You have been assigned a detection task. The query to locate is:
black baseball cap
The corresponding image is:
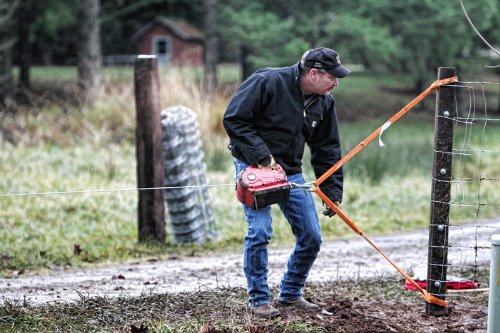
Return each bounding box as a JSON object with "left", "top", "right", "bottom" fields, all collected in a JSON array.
[{"left": 300, "top": 47, "right": 351, "bottom": 78}]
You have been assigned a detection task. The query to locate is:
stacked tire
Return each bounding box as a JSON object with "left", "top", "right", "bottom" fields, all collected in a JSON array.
[{"left": 160, "top": 105, "right": 219, "bottom": 243}]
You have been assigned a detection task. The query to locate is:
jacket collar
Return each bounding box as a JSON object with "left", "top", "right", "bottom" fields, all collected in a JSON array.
[{"left": 293, "top": 62, "right": 302, "bottom": 88}]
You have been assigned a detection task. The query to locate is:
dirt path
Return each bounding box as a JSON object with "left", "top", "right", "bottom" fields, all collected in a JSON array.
[{"left": 1, "top": 219, "right": 499, "bottom": 306}]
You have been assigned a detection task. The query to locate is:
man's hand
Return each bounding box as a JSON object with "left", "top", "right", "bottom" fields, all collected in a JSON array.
[
  {"left": 323, "top": 201, "right": 340, "bottom": 217},
  {"left": 257, "top": 155, "right": 279, "bottom": 170}
]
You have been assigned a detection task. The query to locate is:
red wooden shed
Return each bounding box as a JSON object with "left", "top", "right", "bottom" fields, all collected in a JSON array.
[{"left": 132, "top": 18, "right": 204, "bottom": 66}]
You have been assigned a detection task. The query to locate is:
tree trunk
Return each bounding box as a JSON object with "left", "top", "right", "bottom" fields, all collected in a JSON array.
[
  {"left": 77, "top": 0, "right": 101, "bottom": 109},
  {"left": 18, "top": 0, "right": 31, "bottom": 89},
  {"left": 38, "top": 37, "right": 54, "bottom": 66},
  {"left": 239, "top": 44, "right": 253, "bottom": 81},
  {"left": 203, "top": 0, "right": 217, "bottom": 94},
  {"left": 0, "top": 0, "right": 16, "bottom": 109}
]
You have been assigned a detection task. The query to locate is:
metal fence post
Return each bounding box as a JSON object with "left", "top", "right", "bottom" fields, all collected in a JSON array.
[
  {"left": 134, "top": 55, "right": 166, "bottom": 243},
  {"left": 488, "top": 231, "right": 500, "bottom": 332},
  {"left": 426, "top": 67, "right": 456, "bottom": 316}
]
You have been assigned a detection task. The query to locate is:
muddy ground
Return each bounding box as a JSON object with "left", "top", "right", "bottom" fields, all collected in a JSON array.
[
  {"left": 1, "top": 279, "right": 489, "bottom": 332},
  {"left": 1, "top": 220, "right": 498, "bottom": 332},
  {"left": 188, "top": 284, "right": 489, "bottom": 333},
  {"left": 3, "top": 281, "right": 489, "bottom": 333}
]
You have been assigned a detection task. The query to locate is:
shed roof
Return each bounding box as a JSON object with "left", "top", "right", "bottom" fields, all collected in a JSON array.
[{"left": 132, "top": 18, "right": 204, "bottom": 42}]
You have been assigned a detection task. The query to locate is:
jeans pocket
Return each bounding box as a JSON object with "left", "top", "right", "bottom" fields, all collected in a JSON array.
[{"left": 234, "top": 159, "right": 249, "bottom": 182}]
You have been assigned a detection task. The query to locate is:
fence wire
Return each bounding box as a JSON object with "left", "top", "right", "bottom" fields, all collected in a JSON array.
[{"left": 430, "top": 80, "right": 500, "bottom": 298}]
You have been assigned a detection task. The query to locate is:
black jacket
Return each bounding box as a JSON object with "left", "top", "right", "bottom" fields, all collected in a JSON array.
[{"left": 223, "top": 63, "right": 343, "bottom": 202}]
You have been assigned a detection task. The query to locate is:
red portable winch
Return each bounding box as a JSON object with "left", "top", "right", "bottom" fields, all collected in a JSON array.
[{"left": 236, "top": 165, "right": 291, "bottom": 209}]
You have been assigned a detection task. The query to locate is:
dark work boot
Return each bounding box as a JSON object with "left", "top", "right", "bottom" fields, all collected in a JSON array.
[
  {"left": 249, "top": 303, "right": 280, "bottom": 318},
  {"left": 278, "top": 298, "right": 320, "bottom": 311}
]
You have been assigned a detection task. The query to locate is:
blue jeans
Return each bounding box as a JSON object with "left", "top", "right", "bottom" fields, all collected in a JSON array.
[{"left": 234, "top": 159, "right": 322, "bottom": 306}]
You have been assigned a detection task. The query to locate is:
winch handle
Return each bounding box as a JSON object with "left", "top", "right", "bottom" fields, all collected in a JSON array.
[{"left": 289, "top": 182, "right": 314, "bottom": 191}]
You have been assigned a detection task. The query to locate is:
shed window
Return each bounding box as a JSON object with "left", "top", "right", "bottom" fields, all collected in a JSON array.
[
  {"left": 157, "top": 40, "right": 168, "bottom": 55},
  {"left": 152, "top": 36, "right": 172, "bottom": 65}
]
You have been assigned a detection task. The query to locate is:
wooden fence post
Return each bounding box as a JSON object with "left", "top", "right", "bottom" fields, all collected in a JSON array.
[
  {"left": 426, "top": 67, "right": 456, "bottom": 315},
  {"left": 134, "top": 55, "right": 165, "bottom": 243}
]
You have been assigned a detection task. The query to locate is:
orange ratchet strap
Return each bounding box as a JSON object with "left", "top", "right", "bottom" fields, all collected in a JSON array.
[
  {"left": 315, "top": 76, "right": 458, "bottom": 186},
  {"left": 314, "top": 189, "right": 448, "bottom": 307},
  {"left": 314, "top": 76, "right": 457, "bottom": 307}
]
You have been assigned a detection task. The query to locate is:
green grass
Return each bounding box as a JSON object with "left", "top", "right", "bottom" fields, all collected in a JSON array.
[
  {"left": 1, "top": 120, "right": 498, "bottom": 274},
  {"left": 13, "top": 63, "right": 241, "bottom": 86},
  {"left": 334, "top": 72, "right": 424, "bottom": 123}
]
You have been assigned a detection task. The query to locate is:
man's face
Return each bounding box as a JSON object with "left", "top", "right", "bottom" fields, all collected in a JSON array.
[{"left": 313, "top": 71, "right": 339, "bottom": 95}]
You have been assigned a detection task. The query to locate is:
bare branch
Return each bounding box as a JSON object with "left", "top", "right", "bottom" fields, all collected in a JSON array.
[{"left": 459, "top": 0, "right": 500, "bottom": 68}]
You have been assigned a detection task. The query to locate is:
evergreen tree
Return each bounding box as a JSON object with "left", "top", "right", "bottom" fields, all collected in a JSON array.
[{"left": 0, "top": 0, "right": 17, "bottom": 109}]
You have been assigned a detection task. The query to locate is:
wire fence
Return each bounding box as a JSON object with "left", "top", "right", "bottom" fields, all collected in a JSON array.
[
  {"left": 1, "top": 73, "right": 499, "bottom": 310},
  {"left": 431, "top": 80, "right": 500, "bottom": 299}
]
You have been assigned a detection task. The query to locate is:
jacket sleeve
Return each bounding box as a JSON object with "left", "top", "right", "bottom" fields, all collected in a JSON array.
[
  {"left": 308, "top": 100, "right": 343, "bottom": 203},
  {"left": 222, "top": 74, "right": 272, "bottom": 165}
]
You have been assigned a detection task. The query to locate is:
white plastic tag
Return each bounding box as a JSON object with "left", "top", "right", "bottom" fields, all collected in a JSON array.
[{"left": 378, "top": 121, "right": 392, "bottom": 147}]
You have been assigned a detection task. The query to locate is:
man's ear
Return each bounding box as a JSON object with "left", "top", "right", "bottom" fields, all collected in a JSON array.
[{"left": 309, "top": 68, "right": 318, "bottom": 79}]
